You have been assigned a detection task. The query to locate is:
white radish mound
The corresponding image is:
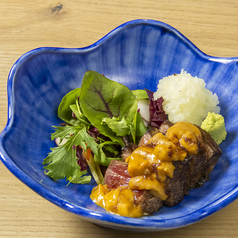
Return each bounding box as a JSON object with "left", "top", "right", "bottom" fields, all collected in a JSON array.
[{"left": 153, "top": 70, "right": 220, "bottom": 126}]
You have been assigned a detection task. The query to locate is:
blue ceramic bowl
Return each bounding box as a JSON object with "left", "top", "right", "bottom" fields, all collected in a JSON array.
[{"left": 0, "top": 19, "right": 238, "bottom": 231}]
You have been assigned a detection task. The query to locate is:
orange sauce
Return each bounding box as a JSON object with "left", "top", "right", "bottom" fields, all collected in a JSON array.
[
  {"left": 166, "top": 122, "right": 203, "bottom": 154},
  {"left": 90, "top": 184, "right": 143, "bottom": 217}
]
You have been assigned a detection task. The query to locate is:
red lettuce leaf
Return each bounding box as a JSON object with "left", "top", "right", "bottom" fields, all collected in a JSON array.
[{"left": 145, "top": 89, "right": 168, "bottom": 128}]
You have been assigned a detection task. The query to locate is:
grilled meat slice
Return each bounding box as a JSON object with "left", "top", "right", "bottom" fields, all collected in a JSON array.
[
  {"left": 104, "top": 160, "right": 163, "bottom": 214},
  {"left": 138, "top": 127, "right": 160, "bottom": 147},
  {"left": 134, "top": 190, "right": 163, "bottom": 214},
  {"left": 138, "top": 120, "right": 173, "bottom": 147},
  {"left": 104, "top": 160, "right": 131, "bottom": 189},
  {"left": 157, "top": 120, "right": 174, "bottom": 135},
  {"left": 161, "top": 122, "right": 222, "bottom": 206},
  {"left": 121, "top": 143, "right": 138, "bottom": 161},
  {"left": 199, "top": 128, "right": 223, "bottom": 175}
]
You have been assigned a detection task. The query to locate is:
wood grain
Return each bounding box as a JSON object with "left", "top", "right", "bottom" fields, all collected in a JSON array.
[{"left": 0, "top": 1, "right": 238, "bottom": 237}]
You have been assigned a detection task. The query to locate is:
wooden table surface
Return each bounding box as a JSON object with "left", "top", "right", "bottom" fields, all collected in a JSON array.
[{"left": 0, "top": 1, "right": 238, "bottom": 237}]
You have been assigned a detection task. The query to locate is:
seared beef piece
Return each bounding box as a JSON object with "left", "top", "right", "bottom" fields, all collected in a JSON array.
[
  {"left": 157, "top": 120, "right": 174, "bottom": 135},
  {"left": 163, "top": 154, "right": 206, "bottom": 206},
  {"left": 199, "top": 128, "right": 223, "bottom": 175},
  {"left": 104, "top": 160, "right": 131, "bottom": 189},
  {"left": 104, "top": 160, "right": 163, "bottom": 214},
  {"left": 121, "top": 143, "right": 138, "bottom": 161},
  {"left": 161, "top": 123, "right": 222, "bottom": 207},
  {"left": 134, "top": 190, "right": 163, "bottom": 214},
  {"left": 138, "top": 120, "right": 173, "bottom": 147},
  {"left": 138, "top": 127, "right": 160, "bottom": 146}
]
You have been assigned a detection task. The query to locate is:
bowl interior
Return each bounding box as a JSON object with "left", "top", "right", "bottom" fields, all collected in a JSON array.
[{"left": 1, "top": 20, "right": 238, "bottom": 230}]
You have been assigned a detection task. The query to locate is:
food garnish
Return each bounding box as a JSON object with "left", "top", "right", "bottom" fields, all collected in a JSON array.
[
  {"left": 154, "top": 70, "right": 220, "bottom": 126},
  {"left": 201, "top": 112, "right": 227, "bottom": 144}
]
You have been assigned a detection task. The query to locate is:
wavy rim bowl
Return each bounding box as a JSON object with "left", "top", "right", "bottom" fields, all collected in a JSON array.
[{"left": 0, "top": 19, "right": 238, "bottom": 231}]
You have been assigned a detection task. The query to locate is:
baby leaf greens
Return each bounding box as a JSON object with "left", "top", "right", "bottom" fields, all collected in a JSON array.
[
  {"left": 43, "top": 127, "right": 91, "bottom": 184},
  {"left": 80, "top": 71, "right": 139, "bottom": 146},
  {"left": 43, "top": 71, "right": 147, "bottom": 185}
]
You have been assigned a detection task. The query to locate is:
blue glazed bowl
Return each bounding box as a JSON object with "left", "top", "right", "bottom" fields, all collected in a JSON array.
[{"left": 0, "top": 19, "right": 238, "bottom": 231}]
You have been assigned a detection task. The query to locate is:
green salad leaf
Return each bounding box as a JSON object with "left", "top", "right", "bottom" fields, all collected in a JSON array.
[
  {"left": 51, "top": 125, "right": 82, "bottom": 142},
  {"left": 69, "top": 99, "right": 90, "bottom": 126},
  {"left": 43, "top": 128, "right": 92, "bottom": 183},
  {"left": 79, "top": 71, "right": 138, "bottom": 145},
  {"left": 135, "top": 111, "right": 147, "bottom": 143},
  {"left": 95, "top": 143, "right": 122, "bottom": 166},
  {"left": 101, "top": 117, "right": 130, "bottom": 137},
  {"left": 132, "top": 89, "right": 149, "bottom": 100},
  {"left": 58, "top": 88, "right": 81, "bottom": 125}
]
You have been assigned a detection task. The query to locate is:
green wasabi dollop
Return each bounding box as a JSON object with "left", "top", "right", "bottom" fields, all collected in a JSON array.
[{"left": 201, "top": 112, "right": 227, "bottom": 145}]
